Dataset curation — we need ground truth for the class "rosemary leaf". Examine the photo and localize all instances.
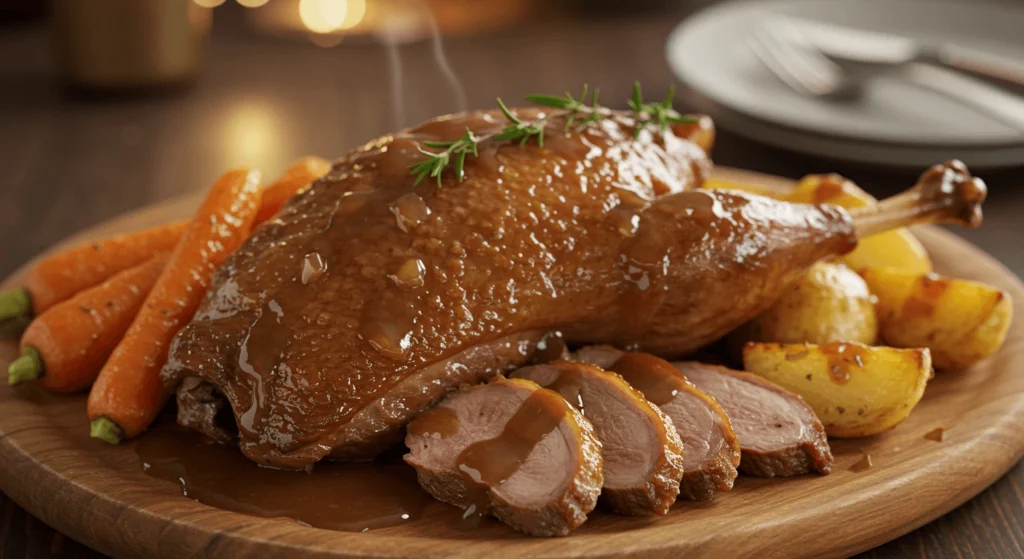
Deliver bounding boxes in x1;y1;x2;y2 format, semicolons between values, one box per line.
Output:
496;98;520;124
408;82;694;187
525;94;576;109
454;150;466;181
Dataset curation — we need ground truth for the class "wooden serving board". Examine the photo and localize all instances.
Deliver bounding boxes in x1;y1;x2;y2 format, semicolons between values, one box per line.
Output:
1;167;1022;559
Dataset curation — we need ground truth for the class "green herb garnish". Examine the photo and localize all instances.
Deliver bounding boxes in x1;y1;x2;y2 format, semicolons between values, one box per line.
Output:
493;98;547;147
628;82;698;139
525;84;603;132
409;83;694;186
410;128;479;187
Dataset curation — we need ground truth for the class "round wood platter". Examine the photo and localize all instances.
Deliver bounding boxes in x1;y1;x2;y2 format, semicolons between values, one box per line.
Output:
1;167;1022;559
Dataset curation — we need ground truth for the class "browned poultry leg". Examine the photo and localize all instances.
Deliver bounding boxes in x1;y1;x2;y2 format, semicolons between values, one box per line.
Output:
849;160;987;239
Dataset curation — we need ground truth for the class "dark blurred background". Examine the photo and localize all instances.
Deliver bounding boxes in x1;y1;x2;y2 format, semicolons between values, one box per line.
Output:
0;0;1021;275
0;1;1021;557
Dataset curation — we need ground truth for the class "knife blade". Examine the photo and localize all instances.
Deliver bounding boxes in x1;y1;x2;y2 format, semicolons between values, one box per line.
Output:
787;17;1024;89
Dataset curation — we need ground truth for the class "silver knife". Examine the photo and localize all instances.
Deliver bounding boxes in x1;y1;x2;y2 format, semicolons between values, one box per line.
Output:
788;17;1024;88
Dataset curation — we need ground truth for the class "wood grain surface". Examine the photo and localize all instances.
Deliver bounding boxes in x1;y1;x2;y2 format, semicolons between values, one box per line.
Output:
0;167;1021;559
1;3;1023;557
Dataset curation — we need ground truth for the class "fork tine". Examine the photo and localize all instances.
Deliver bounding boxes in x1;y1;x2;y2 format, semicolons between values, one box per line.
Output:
749;19;845;97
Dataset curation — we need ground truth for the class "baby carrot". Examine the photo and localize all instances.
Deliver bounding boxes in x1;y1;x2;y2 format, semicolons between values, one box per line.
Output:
88;169;262;443
254;156;332;224
0;220;187;324
8;254;168;392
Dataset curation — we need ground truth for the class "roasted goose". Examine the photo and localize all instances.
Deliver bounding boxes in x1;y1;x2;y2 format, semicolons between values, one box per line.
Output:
160;106;986;470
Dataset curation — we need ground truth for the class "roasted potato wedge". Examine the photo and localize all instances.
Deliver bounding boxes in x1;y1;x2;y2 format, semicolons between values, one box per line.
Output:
743;342;932;438
789;174;932;274
730;262;878;347
861;267;1013;370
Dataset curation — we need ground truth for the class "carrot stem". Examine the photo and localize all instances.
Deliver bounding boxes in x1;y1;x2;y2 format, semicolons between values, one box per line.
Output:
8;346;42;386
90;417;123;445
0;288;32;323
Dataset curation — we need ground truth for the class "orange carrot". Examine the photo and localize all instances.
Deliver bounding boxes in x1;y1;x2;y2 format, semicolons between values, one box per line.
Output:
8;254;168;392
87;169;262;443
254;156;332;224
0;220;188;324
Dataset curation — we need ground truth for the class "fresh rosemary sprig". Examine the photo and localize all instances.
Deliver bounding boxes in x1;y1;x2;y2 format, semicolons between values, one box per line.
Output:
408;83;695;186
410;128;478;187
493;98;547;147
628;82;698;139
525;84;603;132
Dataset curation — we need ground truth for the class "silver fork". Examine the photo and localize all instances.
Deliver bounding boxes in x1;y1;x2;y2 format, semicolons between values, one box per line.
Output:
749;16;1024;132
747;17;860;100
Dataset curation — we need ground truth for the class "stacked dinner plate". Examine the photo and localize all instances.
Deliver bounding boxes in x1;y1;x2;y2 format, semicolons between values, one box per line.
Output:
666;0;1024;168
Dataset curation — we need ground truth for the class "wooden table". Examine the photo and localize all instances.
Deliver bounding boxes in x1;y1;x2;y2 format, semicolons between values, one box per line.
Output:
0;6;1022;558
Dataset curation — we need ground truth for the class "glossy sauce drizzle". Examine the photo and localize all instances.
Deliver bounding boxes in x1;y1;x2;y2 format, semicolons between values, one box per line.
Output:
134;424;435;532
522;363;590;412
607;352;682;405
456;389;567;486
407;406;460;439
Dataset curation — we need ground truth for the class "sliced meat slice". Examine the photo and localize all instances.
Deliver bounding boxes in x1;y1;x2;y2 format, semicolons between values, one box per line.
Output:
674;361;834;477
602;352;741;501
512;361;685;515
571;344;624;369
403;377;602;536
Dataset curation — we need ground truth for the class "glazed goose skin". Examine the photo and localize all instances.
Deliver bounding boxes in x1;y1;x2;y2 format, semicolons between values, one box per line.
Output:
161;101;985;469
161;108;712;467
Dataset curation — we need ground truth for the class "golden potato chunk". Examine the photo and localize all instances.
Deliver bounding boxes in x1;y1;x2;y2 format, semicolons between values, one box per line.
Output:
743;342;932;438
789;174;932;274
861;267;1013;370
731;262;878;347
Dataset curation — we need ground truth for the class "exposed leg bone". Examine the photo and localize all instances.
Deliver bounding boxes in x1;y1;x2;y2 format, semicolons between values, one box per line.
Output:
849;160;987;239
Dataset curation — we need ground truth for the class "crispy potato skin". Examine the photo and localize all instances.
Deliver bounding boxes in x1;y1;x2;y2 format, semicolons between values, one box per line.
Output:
730;262;878;348
861;268;1014;370
705;174;932;273
743;342;932;438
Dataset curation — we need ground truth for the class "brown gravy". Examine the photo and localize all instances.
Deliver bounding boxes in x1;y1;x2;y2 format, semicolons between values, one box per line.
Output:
607;352;683;406
406;406;460;439
134;424;436;532
455;388;567;486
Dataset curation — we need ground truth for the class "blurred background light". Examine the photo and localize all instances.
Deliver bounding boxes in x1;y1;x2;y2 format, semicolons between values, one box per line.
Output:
221;99;285;168
236;0;271;8
339;0;367;30
299;0;349;34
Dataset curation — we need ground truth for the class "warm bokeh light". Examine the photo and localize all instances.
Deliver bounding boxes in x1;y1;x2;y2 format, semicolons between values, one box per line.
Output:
338;0;366;30
222;99;285;169
193;0;226;7
236;0;270;7
298;0;348;34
